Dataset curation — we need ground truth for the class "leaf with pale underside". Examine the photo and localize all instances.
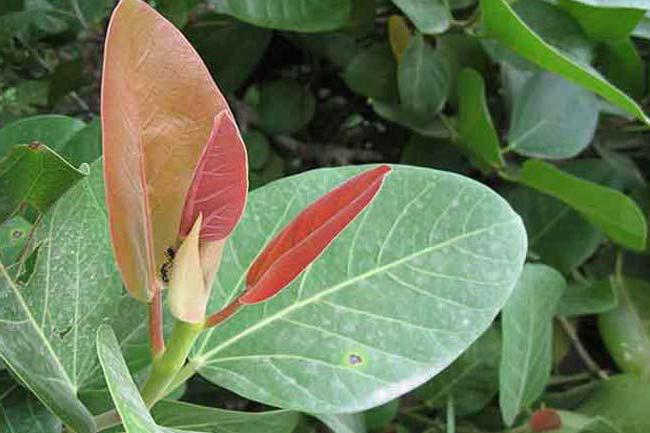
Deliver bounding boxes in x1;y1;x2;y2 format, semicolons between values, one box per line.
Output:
101;0;230;301
0;160;147;433
191;164;527;413
241;165;391;305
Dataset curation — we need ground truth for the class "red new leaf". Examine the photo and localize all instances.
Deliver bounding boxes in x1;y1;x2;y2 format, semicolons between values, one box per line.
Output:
179;112;248;241
530;409;562;432
240;165;391;304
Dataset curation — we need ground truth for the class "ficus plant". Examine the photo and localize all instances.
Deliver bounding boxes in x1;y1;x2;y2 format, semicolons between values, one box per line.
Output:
2;0;650;433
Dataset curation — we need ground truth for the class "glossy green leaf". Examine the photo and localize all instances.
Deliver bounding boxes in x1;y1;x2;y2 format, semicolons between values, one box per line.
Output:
0;161;146;433
499;264;566;426
209;0;351;32
557;279;617;317
507;72;599;159
0;385;61;433
480;0;650;124
518;160;648;251
391;0;449;34
457;68;504;172
186;16;271;94
579;374;650;433
559;0;645;40
0;216;31;265
601;38;645;100
259;80;316;135
0;114;84;158
416;326;500;415
315;413;366;433
344;43;398;101
152;400;301;433
598;278;650;378
398;34;450;119
503;184;601;274
192;164;527;413
0;142;87;223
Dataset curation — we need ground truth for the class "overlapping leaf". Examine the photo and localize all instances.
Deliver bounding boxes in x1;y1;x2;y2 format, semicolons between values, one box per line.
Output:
191;165;527;413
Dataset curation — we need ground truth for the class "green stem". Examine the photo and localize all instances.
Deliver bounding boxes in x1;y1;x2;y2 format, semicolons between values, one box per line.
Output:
140;320;203;408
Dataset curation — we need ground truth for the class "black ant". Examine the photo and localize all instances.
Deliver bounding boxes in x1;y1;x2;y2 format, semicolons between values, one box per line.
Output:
160;246;176;284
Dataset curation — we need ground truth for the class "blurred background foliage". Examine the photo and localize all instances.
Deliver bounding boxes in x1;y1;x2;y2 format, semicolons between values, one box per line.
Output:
1;0;650;433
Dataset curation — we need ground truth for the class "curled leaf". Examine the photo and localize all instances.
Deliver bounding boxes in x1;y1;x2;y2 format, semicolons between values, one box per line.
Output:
179;112;248;241
102;0;229;301
240;164;391;304
168;215;208;323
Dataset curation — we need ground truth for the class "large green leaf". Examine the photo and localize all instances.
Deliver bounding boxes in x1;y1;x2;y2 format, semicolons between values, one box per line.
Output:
579;375;650;433
0;161;146;432
480;0;650;124
416;326;500;415
152;400;301;433
208;0;351;32
518;160;648;251
457;68;504;172
390;0;449;34
499;264;566;426
502;184;601;274
507;72;599;159
0;115;85;158
191;165;527;413
0;385;61;433
598;278;650;378
398;34;450;120
0;142;87;223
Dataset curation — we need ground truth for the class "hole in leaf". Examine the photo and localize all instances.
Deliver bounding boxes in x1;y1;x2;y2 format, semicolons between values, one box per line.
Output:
348;354;363;366
11;230;23;239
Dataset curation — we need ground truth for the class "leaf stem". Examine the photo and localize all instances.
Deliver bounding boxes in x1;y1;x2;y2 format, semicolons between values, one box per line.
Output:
557;316;609;380
205;299;242;328
140;320;203;408
149;289;165;357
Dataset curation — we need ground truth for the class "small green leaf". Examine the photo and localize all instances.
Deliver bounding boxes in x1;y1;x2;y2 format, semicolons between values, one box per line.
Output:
0;115;85;158
192;164;527;413
518;159;648;251
480;0;650;124
579;374;650;433
259;80;316;135
499;264;566;426
416;326;500;415
58;118;102;166
503;184;601;274
557;279;617;317
152;400;301;433
0;143;87;223
391;0;449;34
243;130;271;171
48;59;87;106
457;68;504;172
344;43;398;101
598;278;650;378
508;72;599;159
554;410;619;433
398;34;450;119
559;0;645;41
186;16;271;93
208;0;351;32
